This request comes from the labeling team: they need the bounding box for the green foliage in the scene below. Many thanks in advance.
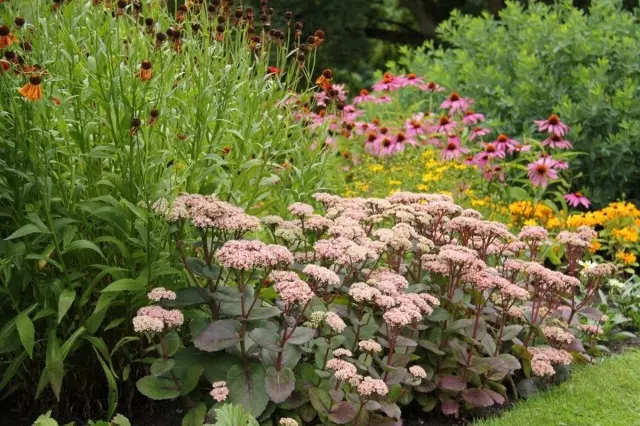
[393,0,640,206]
[208,404,259,426]
[0,0,329,414]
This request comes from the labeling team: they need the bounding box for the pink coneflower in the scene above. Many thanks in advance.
[394,131,417,147]
[440,137,468,160]
[374,95,392,104]
[440,92,472,113]
[370,136,403,157]
[462,111,485,125]
[535,114,570,136]
[372,72,401,92]
[507,142,532,155]
[423,81,445,93]
[482,164,505,182]
[542,133,573,149]
[564,192,591,208]
[355,121,377,135]
[473,142,504,168]
[469,127,491,141]
[552,159,569,170]
[342,104,364,122]
[396,72,425,88]
[494,134,518,152]
[430,115,457,134]
[353,88,377,104]
[527,157,559,188]
[405,113,426,138]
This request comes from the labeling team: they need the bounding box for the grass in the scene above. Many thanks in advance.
[476,350,640,426]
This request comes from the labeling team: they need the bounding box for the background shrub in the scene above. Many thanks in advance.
[391,0,640,207]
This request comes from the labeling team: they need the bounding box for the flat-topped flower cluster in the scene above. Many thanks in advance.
[136,191,615,423]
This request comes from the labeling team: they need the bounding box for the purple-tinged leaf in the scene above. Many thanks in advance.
[437,375,467,392]
[194,320,240,352]
[328,401,358,424]
[462,388,494,408]
[264,367,295,403]
[441,400,459,417]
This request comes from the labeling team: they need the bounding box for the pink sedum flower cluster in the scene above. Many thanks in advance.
[133,306,184,333]
[210,381,229,402]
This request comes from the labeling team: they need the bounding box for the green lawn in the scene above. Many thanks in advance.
[475,351,640,426]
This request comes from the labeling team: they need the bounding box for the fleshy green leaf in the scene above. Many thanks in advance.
[194,320,241,352]
[136,375,180,400]
[264,367,295,403]
[226,363,269,418]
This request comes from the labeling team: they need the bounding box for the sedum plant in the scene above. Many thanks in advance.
[0,0,330,416]
[135,191,615,424]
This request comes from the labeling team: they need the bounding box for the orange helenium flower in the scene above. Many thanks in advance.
[0,25,17,49]
[18,74,43,101]
[137,59,152,81]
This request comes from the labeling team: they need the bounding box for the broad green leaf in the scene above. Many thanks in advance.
[286,327,316,345]
[249,328,282,352]
[264,367,295,403]
[101,278,143,293]
[226,363,269,418]
[194,320,241,352]
[182,402,207,426]
[136,375,181,400]
[45,331,64,400]
[6,224,49,240]
[62,240,105,259]
[58,289,76,323]
[16,312,35,359]
[151,359,175,377]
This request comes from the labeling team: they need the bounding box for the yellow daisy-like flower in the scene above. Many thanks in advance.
[589,241,602,253]
[611,226,638,243]
[616,251,637,265]
[368,164,384,173]
[387,179,402,186]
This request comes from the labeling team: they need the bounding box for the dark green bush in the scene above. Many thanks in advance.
[392,0,640,207]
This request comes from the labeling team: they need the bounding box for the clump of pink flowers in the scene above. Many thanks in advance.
[210,381,229,402]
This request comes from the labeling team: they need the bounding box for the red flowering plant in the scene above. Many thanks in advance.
[136,190,615,424]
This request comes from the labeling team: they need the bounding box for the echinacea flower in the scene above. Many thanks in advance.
[462,111,485,125]
[372,72,400,92]
[440,137,468,160]
[542,133,572,149]
[469,127,491,141]
[430,115,457,134]
[527,157,559,188]
[0,25,17,49]
[424,81,444,92]
[494,134,518,152]
[564,192,591,208]
[440,92,472,113]
[535,114,570,136]
[405,113,427,137]
[396,72,424,88]
[18,74,42,101]
[353,88,377,104]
